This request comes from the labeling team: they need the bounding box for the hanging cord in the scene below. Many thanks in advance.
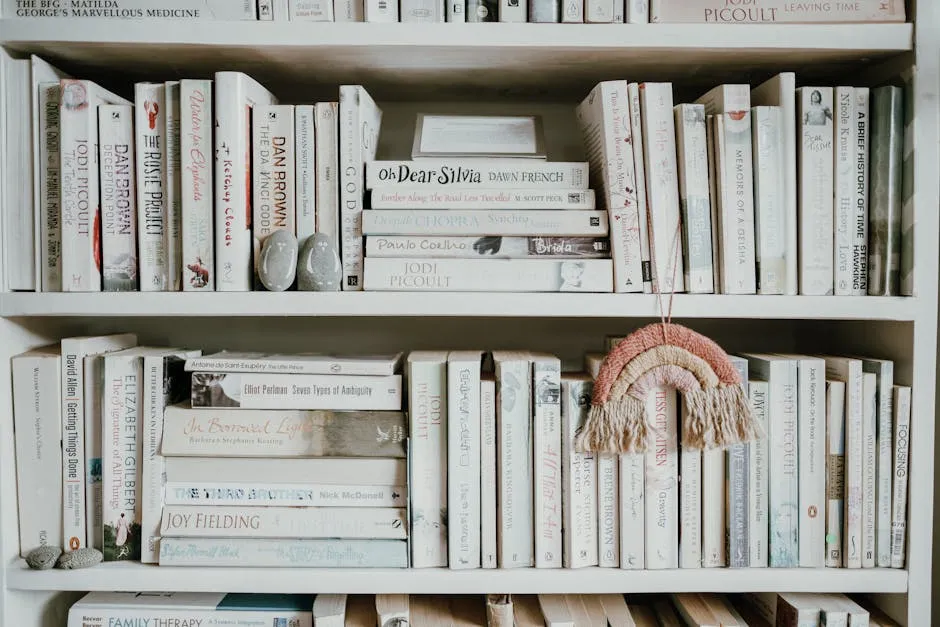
[646,200,683,343]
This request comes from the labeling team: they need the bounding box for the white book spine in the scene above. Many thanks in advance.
[273,0,289,18]
[448,352,482,569]
[562,0,583,21]
[60,81,105,292]
[135,83,168,291]
[627,83,653,292]
[825,380,846,567]
[644,386,679,569]
[363,209,609,237]
[314,102,340,249]
[39,83,62,291]
[408,355,448,567]
[866,361,894,568]
[99,105,138,292]
[597,454,619,567]
[639,83,685,293]
[533,355,562,568]
[679,440,702,568]
[61,351,85,552]
[576,81,643,293]
[625,0,646,21]
[798,358,826,568]
[160,538,408,567]
[620,453,645,569]
[751,106,786,294]
[67,605,310,627]
[258,0,274,18]
[165,456,407,485]
[834,86,857,296]
[184,353,401,376]
[340,86,382,290]
[562,377,598,568]
[140,355,165,563]
[674,103,714,293]
[401,0,443,20]
[180,79,214,291]
[749,379,770,567]
[853,88,870,295]
[496,356,533,568]
[12,350,62,557]
[161,506,408,539]
[797,87,835,295]
[717,111,758,294]
[253,105,297,253]
[334,0,364,20]
[165,81,182,291]
[861,372,877,568]
[611,0,623,20]
[727,442,750,568]
[499,0,526,21]
[364,258,614,292]
[649,0,905,22]
[366,0,400,21]
[83,356,103,549]
[480,377,498,569]
[586,0,613,22]
[292,0,335,19]
[367,161,589,190]
[370,188,596,210]
[702,447,725,567]
[890,386,910,568]
[447,0,465,20]
[164,482,407,507]
[295,105,316,243]
[830,358,863,569]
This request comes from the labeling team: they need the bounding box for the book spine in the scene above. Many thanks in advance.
[679,439,702,568]
[39,84,62,291]
[702,448,726,567]
[292,0,336,19]
[867,86,903,296]
[717,111,758,294]
[159,538,409,567]
[447,0,466,20]
[597,454,619,567]
[252,105,296,251]
[363,210,610,237]
[825,380,846,568]
[161,506,408,539]
[366,161,589,190]
[498,0,526,21]
[627,83,653,293]
[797,87,835,295]
[559,0,580,22]
[448,354,482,569]
[899,71,914,295]
[585,0,612,22]
[165,456,407,485]
[99,105,138,292]
[639,83,685,293]
[751,106,786,294]
[529,0,559,21]
[166,405,406,455]
[871,362,894,568]
[165,81,182,291]
[12,352,62,557]
[644,386,678,569]
[748,379,770,567]
[59,81,101,292]
[314,102,340,251]
[496,358,533,568]
[674,103,714,294]
[798,359,825,568]
[364,258,614,292]
[533,356,562,568]
[853,88,870,295]
[180,79,214,291]
[273,0,289,18]
[707,115,722,292]
[648,0,905,22]
[295,105,316,244]
[834,87,856,296]
[727,444,749,568]
[408,358,448,567]
[67,606,309,627]
[102,355,142,561]
[61,348,87,551]
[401,0,444,19]
[769,361,799,567]
[843,362,864,569]
[561,378,598,568]
[366,0,400,19]
[135,83,168,291]
[340,87,382,290]
[620,452,645,569]
[189,373,402,411]
[258,0,274,18]
[890,386,910,568]
[365,236,611,259]
[625,0,645,21]
[164,482,407,507]
[480,377,498,568]
[183,356,399,376]
[862,372,877,567]
[83,355,103,549]
[370,188,596,210]
[334,0,365,20]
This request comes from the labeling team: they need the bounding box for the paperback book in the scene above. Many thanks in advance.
[189,372,402,410]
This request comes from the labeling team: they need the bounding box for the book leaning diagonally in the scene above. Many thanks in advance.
[339,85,382,291]
[134,82,168,291]
[576,81,644,293]
[180,79,214,291]
[448,351,483,569]
[214,72,277,292]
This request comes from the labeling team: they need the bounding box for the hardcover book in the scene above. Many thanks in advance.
[189,372,402,410]
[98,105,138,292]
[163,404,407,457]
[369,188,596,210]
[366,160,589,190]
[797,87,835,295]
[362,209,609,237]
[447,350,483,569]
[134,82,169,291]
[867,86,903,296]
[561,374,598,568]
[644,385,678,569]
[365,236,610,259]
[159,537,408,567]
[674,103,714,294]
[180,79,214,291]
[649,0,904,22]
[6,0,259,19]
[186,351,403,375]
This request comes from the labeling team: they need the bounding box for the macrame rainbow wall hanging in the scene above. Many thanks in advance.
[574,322,761,455]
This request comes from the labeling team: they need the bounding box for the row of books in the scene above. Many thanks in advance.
[4,0,906,23]
[66,591,901,626]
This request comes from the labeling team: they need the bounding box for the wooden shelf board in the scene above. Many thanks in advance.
[0,292,918,320]
[5,560,909,594]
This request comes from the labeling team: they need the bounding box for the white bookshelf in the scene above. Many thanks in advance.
[0,4,937,627]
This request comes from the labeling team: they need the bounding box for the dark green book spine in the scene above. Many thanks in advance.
[867,86,903,296]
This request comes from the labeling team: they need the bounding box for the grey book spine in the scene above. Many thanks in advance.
[900,72,915,295]
[867,86,903,296]
[727,357,749,567]
[467,0,498,19]
[528,0,560,20]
